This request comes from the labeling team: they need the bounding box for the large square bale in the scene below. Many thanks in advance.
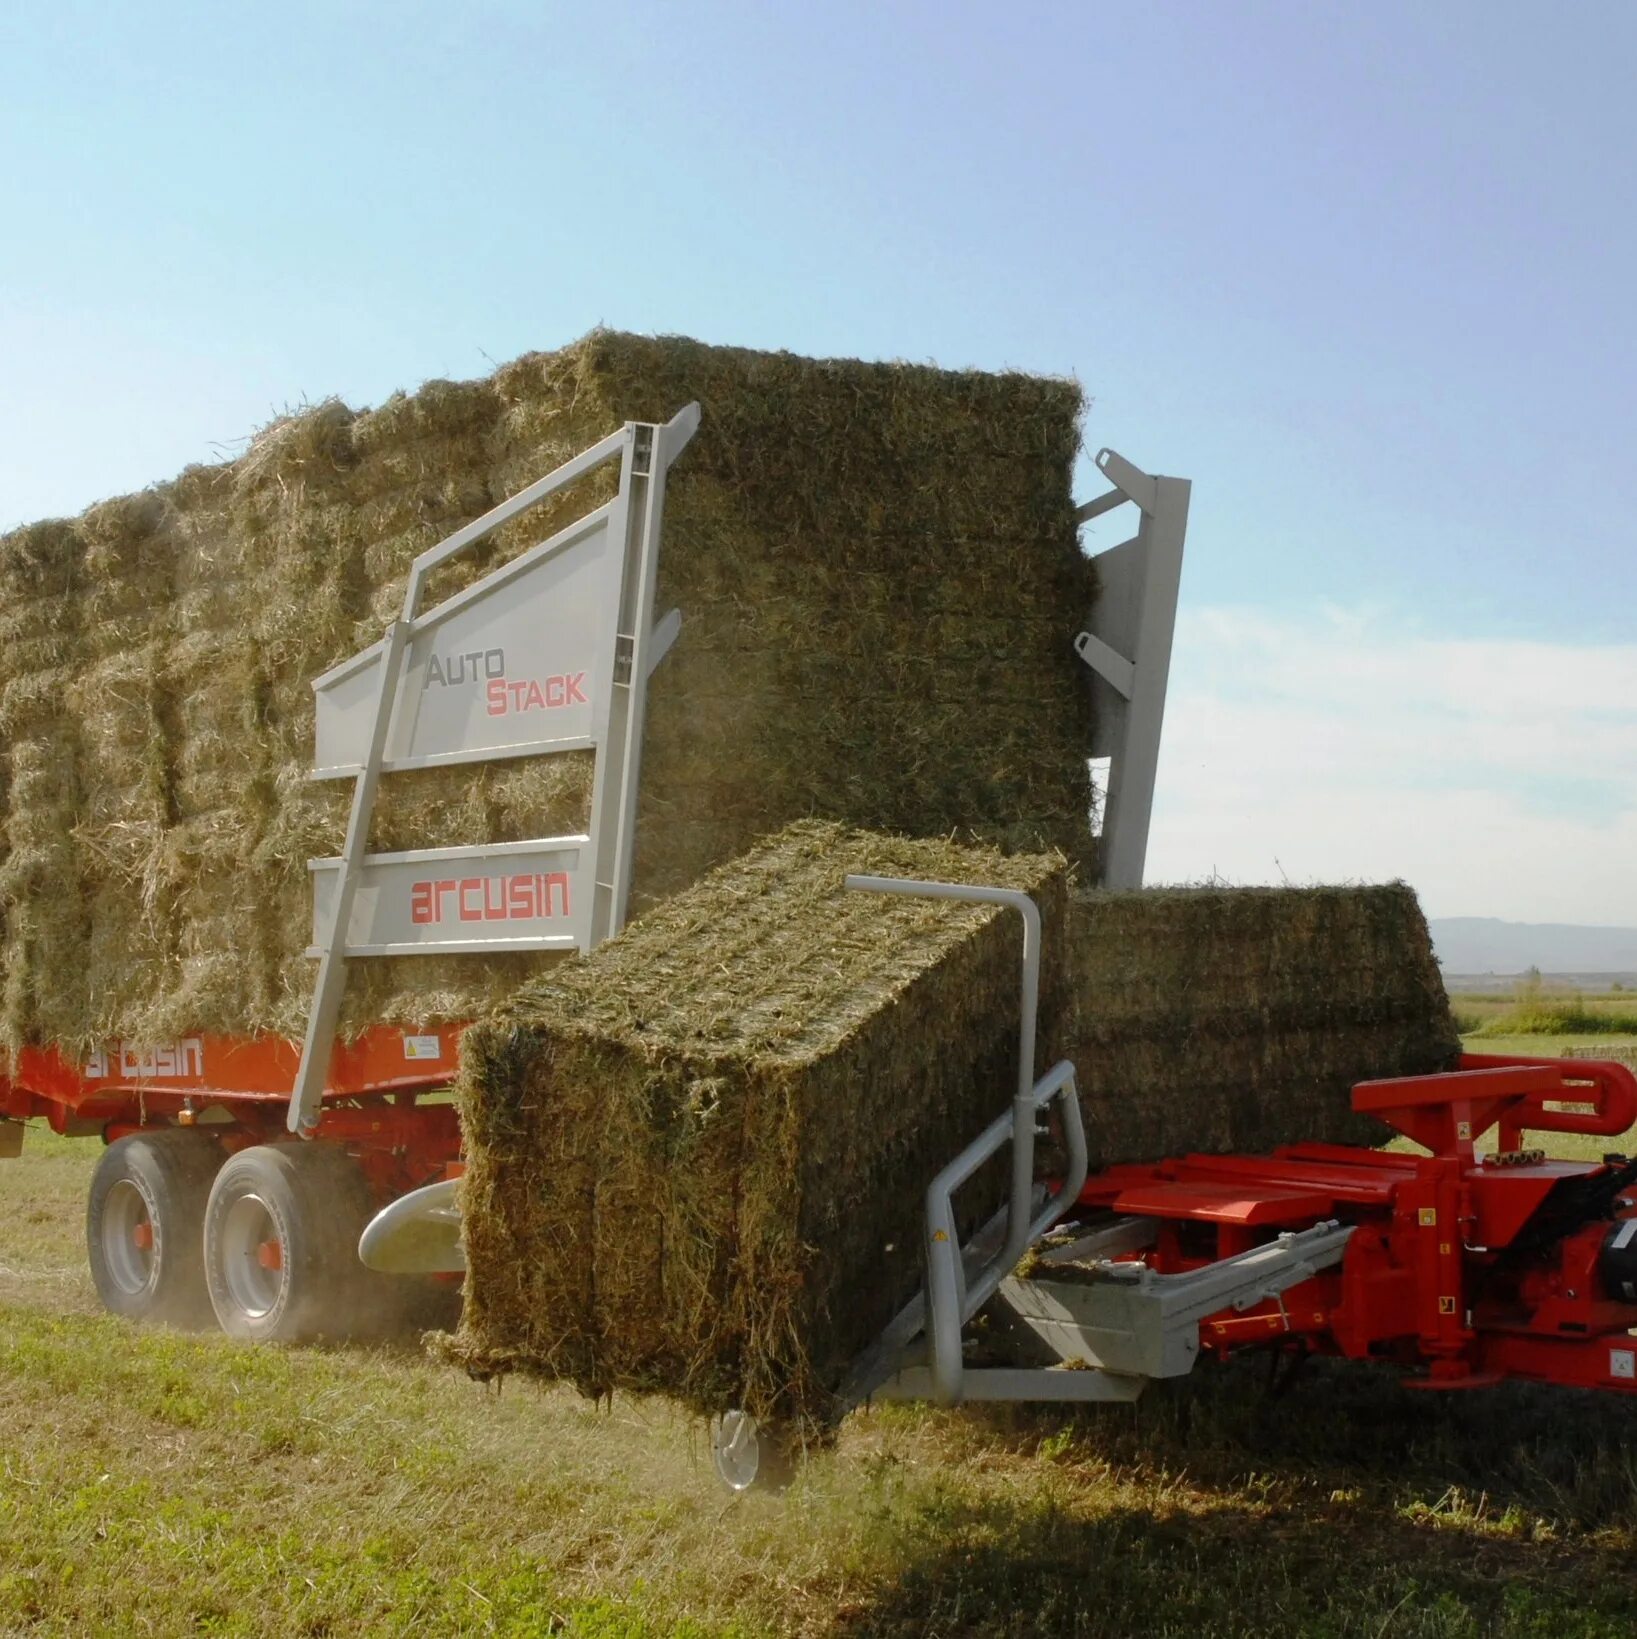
[439,820,1069,1431]
[1052,884,1461,1163]
[0,331,1094,1051]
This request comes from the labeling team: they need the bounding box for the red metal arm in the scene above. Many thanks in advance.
[1349,1057,1637,1155]
[1461,1052,1637,1151]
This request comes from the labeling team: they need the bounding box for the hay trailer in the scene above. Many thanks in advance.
[0,408,699,1339]
[705,878,1637,1492]
[0,411,1192,1345]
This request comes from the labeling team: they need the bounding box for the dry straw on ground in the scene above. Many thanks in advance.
[439,820,1070,1432]
[0,332,1093,1051]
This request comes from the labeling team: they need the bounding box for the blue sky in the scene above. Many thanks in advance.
[3,2,1634,923]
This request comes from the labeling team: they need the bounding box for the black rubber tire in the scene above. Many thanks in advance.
[203,1143,376,1344]
[86,1129,223,1327]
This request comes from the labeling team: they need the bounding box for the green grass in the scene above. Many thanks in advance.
[6,1094,1637,1635]
[1464,1033,1637,1065]
[1450,988,1637,1040]
[1473,1008,1637,1038]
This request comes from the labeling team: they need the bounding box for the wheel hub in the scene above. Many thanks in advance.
[218,1193,285,1320]
[100,1178,156,1297]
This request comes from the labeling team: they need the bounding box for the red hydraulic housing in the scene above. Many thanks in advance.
[1076,1053,1637,1395]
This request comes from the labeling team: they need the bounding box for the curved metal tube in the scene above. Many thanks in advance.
[1464,1052,1637,1142]
[843,875,1042,1211]
[843,875,1086,1405]
[358,1176,465,1273]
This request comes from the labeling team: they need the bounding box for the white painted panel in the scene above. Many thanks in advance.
[310,837,591,954]
[312,512,615,776]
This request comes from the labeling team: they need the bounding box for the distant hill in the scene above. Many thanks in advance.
[1430,916,1637,979]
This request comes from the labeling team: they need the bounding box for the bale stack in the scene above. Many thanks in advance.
[71,494,180,1038]
[160,462,275,1033]
[0,332,1094,1053]
[438,820,1069,1431]
[486,337,1097,893]
[1052,884,1462,1164]
[0,520,88,1045]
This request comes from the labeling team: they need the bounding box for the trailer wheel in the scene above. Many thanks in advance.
[203,1143,373,1343]
[86,1129,222,1327]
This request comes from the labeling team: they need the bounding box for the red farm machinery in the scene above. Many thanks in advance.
[704,886,1637,1490]
[0,407,704,1340]
[5,403,1635,1500]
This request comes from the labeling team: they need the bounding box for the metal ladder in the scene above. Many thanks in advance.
[287,404,701,1134]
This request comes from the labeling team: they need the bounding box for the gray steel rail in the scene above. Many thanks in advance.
[1073,448,1191,891]
[290,405,698,1134]
[842,875,1090,1405]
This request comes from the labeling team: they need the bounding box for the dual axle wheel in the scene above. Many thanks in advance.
[86,1132,430,1341]
[86,1129,220,1327]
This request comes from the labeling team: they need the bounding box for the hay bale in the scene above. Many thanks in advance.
[438,820,1069,1431]
[446,866,1455,1431]
[1052,884,1462,1163]
[0,331,1094,1052]
[0,520,88,1046]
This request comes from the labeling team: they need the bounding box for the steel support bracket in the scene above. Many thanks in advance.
[1074,447,1190,890]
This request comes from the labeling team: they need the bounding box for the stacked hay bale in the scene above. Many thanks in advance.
[72,494,179,1039]
[160,461,281,1037]
[0,332,1094,1053]
[438,820,1069,1431]
[1053,884,1462,1163]
[0,520,88,1045]
[485,337,1096,893]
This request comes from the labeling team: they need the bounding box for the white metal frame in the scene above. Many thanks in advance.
[839,875,1106,1407]
[1074,449,1190,890]
[288,404,700,1133]
[829,878,1348,1414]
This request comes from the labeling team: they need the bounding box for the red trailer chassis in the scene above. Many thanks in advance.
[0,1024,469,1339]
[1074,1053,1637,1395]
[0,1023,466,1199]
[10,1024,1637,1411]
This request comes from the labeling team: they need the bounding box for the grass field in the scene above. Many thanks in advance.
[1466,1034,1637,1061]
[1450,989,1637,1041]
[6,1064,1637,1636]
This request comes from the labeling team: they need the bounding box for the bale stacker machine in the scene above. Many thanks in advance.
[6,401,1632,1501]
[0,407,1186,1347]
[698,879,1637,1489]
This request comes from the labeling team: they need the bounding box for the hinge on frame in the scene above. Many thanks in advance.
[613,633,635,685]
[632,425,654,476]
